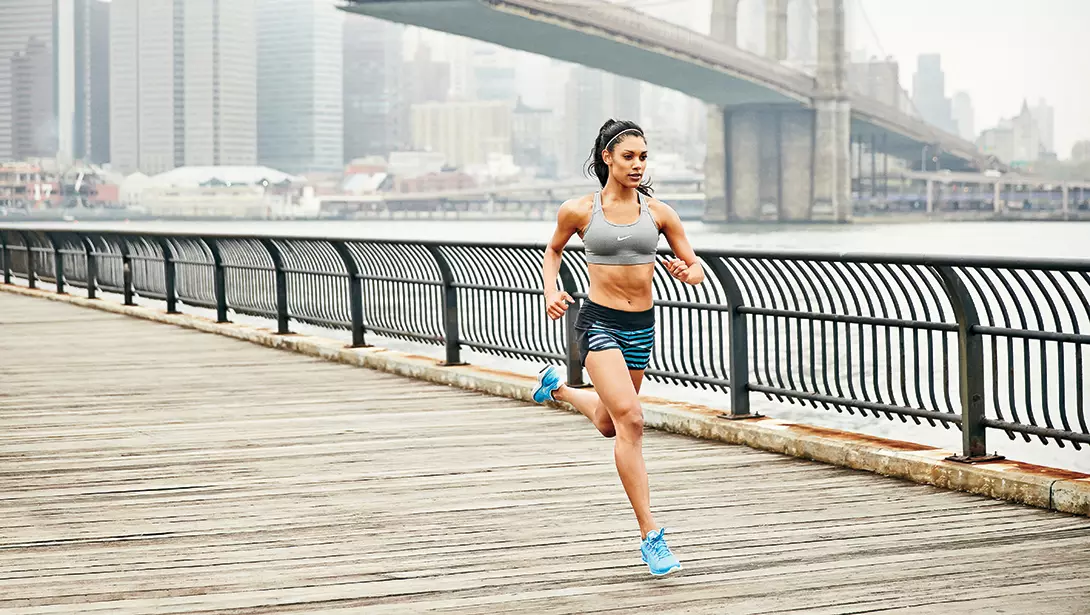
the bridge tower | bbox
[704,0,850,223]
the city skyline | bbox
[855,0,1088,157]
[0,0,1085,172]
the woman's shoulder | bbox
[559,193,596,216]
[645,195,678,220]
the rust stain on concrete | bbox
[398,352,441,363]
[980,459,1090,482]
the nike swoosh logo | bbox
[617,235,632,241]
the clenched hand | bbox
[664,258,696,284]
[545,291,574,320]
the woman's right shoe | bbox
[641,528,682,576]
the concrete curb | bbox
[5,283,1089,517]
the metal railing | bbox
[3,227,1089,459]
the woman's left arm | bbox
[653,200,705,285]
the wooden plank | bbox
[1,292,1088,614]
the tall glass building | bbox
[257,0,344,174]
[110,0,256,175]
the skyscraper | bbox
[10,38,54,160]
[1073,140,1090,163]
[71,0,111,164]
[976,101,1042,165]
[912,54,955,134]
[1031,98,1055,154]
[606,75,641,126]
[0,1,55,161]
[564,66,606,177]
[405,44,450,107]
[258,0,343,174]
[513,99,558,178]
[343,14,404,161]
[951,92,975,142]
[110,0,256,175]
[181,0,257,168]
[472,45,516,102]
[410,100,512,169]
[562,67,643,178]
[0,0,110,164]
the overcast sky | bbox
[853,0,1089,157]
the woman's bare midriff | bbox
[586,262,655,311]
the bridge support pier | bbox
[704,103,848,223]
[703,0,738,223]
[703,0,850,223]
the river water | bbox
[29,217,1090,258]
[8,218,1090,471]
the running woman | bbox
[533,119,704,576]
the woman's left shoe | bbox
[532,365,563,403]
[641,528,682,576]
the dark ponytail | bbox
[585,118,654,197]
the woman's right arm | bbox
[542,200,582,321]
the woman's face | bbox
[604,135,647,190]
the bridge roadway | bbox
[342,0,986,170]
[3,291,1090,614]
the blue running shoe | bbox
[641,528,682,576]
[532,365,562,403]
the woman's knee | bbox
[611,400,644,434]
[594,405,617,438]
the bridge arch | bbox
[735,0,766,55]
[785,0,817,72]
[733,0,815,70]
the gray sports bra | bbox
[582,191,660,265]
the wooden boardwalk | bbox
[2,292,1089,614]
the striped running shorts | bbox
[575,300,655,370]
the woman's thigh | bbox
[585,348,641,426]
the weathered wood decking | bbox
[1,292,1089,614]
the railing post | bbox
[19,231,36,289]
[156,237,178,314]
[558,260,585,387]
[425,245,463,365]
[933,266,1001,462]
[2,231,11,284]
[330,241,367,348]
[205,238,229,323]
[259,238,290,334]
[118,237,135,305]
[46,233,65,294]
[81,235,97,299]
[708,256,756,418]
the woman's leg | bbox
[553,384,616,438]
[584,348,657,539]
[550,368,644,438]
